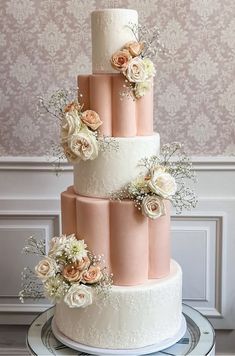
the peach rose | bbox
[82,266,102,284]
[62,262,82,282]
[76,256,91,271]
[111,49,132,71]
[64,101,82,113]
[81,110,102,130]
[124,41,144,57]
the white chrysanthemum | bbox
[64,237,87,262]
[43,275,68,303]
[134,81,152,99]
[142,58,156,79]
[48,235,68,259]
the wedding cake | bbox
[52,8,184,352]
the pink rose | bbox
[62,262,82,282]
[82,266,102,284]
[124,41,144,57]
[81,110,102,130]
[111,49,132,71]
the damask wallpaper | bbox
[0,0,234,156]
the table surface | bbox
[27,304,215,356]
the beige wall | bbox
[0,0,234,156]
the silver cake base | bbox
[51,315,187,355]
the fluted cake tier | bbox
[54,260,182,349]
[78,74,153,137]
[74,134,159,198]
[61,186,171,286]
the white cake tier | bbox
[91,9,138,73]
[74,134,160,198]
[54,260,182,350]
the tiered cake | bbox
[54,8,184,352]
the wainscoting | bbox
[0,156,235,354]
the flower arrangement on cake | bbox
[38,89,118,168]
[19,235,113,308]
[111,142,197,219]
[111,24,166,100]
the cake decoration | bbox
[111,142,197,219]
[111,24,166,100]
[38,88,118,167]
[19,235,113,308]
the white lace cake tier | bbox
[91,9,138,73]
[73,134,160,198]
[54,260,182,350]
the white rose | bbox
[125,57,148,83]
[142,58,156,79]
[68,128,99,161]
[134,81,152,99]
[64,284,93,308]
[148,168,177,198]
[35,257,57,281]
[142,195,166,219]
[61,111,81,141]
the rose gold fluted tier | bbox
[61,186,171,286]
[78,74,153,137]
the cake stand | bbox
[27,304,215,356]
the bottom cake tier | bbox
[54,260,182,350]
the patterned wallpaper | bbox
[0,0,234,156]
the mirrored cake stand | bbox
[27,304,215,356]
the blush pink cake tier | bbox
[78,74,153,137]
[54,8,184,352]
[61,186,171,286]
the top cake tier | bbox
[91,9,138,73]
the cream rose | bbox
[61,110,81,141]
[35,257,57,281]
[62,262,82,282]
[134,81,152,99]
[142,195,166,219]
[68,129,99,161]
[64,284,93,308]
[143,58,156,79]
[148,168,177,198]
[82,266,102,284]
[124,41,144,57]
[111,49,132,71]
[81,110,102,130]
[61,141,79,163]
[125,57,148,83]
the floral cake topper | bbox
[19,235,113,308]
[111,143,197,219]
[110,24,166,100]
